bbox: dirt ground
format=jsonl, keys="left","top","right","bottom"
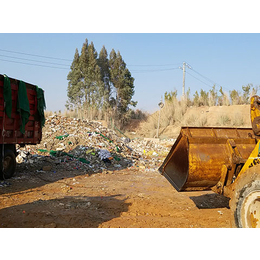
{"left": 0, "top": 165, "right": 232, "bottom": 228}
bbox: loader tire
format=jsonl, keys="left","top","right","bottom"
{"left": 230, "top": 164, "right": 260, "bottom": 228}
{"left": 0, "top": 150, "right": 16, "bottom": 180}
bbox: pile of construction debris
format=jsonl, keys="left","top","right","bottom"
{"left": 16, "top": 115, "right": 173, "bottom": 174}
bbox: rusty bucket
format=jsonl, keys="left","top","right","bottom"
{"left": 158, "top": 127, "right": 256, "bottom": 191}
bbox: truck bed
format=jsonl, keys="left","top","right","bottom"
{"left": 0, "top": 74, "right": 42, "bottom": 145}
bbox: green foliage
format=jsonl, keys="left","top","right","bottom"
{"left": 186, "top": 88, "right": 192, "bottom": 107}
{"left": 67, "top": 39, "right": 136, "bottom": 126}
{"left": 230, "top": 89, "right": 241, "bottom": 105}
{"left": 199, "top": 89, "right": 209, "bottom": 106}
{"left": 242, "top": 83, "right": 252, "bottom": 104}
{"left": 98, "top": 46, "right": 111, "bottom": 111}
{"left": 192, "top": 89, "right": 209, "bottom": 106}
{"left": 109, "top": 50, "right": 136, "bottom": 126}
{"left": 193, "top": 91, "right": 200, "bottom": 106}
{"left": 164, "top": 90, "right": 177, "bottom": 102}
{"left": 66, "top": 48, "right": 84, "bottom": 110}
{"left": 209, "top": 85, "right": 218, "bottom": 106}
{"left": 126, "top": 109, "right": 148, "bottom": 120}
{"left": 217, "top": 86, "right": 224, "bottom": 106}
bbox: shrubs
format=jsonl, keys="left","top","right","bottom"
{"left": 217, "top": 115, "right": 232, "bottom": 126}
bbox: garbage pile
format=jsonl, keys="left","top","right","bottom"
{"left": 16, "top": 115, "right": 173, "bottom": 174}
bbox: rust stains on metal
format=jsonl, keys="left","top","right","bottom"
{"left": 159, "top": 127, "right": 256, "bottom": 193}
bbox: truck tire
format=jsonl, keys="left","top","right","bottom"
{"left": 0, "top": 149, "right": 16, "bottom": 180}
{"left": 230, "top": 164, "right": 260, "bottom": 228}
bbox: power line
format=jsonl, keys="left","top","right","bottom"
{"left": 0, "top": 48, "right": 231, "bottom": 92}
{"left": 0, "top": 58, "right": 69, "bottom": 70}
{"left": 189, "top": 67, "right": 230, "bottom": 91}
{"left": 0, "top": 54, "right": 70, "bottom": 67}
{"left": 190, "top": 67, "right": 217, "bottom": 86}
{"left": 128, "top": 63, "right": 182, "bottom": 67}
{"left": 186, "top": 71, "right": 213, "bottom": 88}
{"left": 131, "top": 67, "right": 180, "bottom": 73}
{"left": 0, "top": 48, "right": 71, "bottom": 62}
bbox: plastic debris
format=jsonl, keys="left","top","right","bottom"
{"left": 16, "top": 115, "right": 174, "bottom": 173}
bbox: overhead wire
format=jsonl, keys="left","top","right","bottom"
{"left": 131, "top": 67, "right": 180, "bottom": 73}
{"left": 128, "top": 63, "right": 182, "bottom": 67}
{"left": 186, "top": 71, "right": 213, "bottom": 88}
{"left": 0, "top": 48, "right": 230, "bottom": 92}
{"left": 0, "top": 54, "right": 70, "bottom": 67}
{"left": 189, "top": 66, "right": 230, "bottom": 92}
{"left": 0, "top": 58, "right": 69, "bottom": 70}
{"left": 0, "top": 48, "right": 71, "bottom": 61}
{"left": 189, "top": 68, "right": 216, "bottom": 85}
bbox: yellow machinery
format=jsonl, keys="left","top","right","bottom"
{"left": 159, "top": 95, "right": 260, "bottom": 228}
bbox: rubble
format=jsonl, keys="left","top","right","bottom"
{"left": 16, "top": 115, "right": 173, "bottom": 174}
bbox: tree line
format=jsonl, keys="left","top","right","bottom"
{"left": 164, "top": 84, "right": 259, "bottom": 107}
{"left": 66, "top": 38, "right": 136, "bottom": 127}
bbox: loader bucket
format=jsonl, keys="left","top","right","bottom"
{"left": 159, "top": 127, "right": 256, "bottom": 191}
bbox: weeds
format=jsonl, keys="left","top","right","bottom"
{"left": 232, "top": 114, "right": 245, "bottom": 126}
{"left": 217, "top": 115, "right": 231, "bottom": 126}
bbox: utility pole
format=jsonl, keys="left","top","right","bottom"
{"left": 179, "top": 62, "right": 192, "bottom": 98}
{"left": 156, "top": 98, "right": 164, "bottom": 138}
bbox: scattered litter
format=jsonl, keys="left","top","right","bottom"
{"left": 16, "top": 115, "right": 173, "bottom": 174}
{"left": 0, "top": 181, "right": 11, "bottom": 187}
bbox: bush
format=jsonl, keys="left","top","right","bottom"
{"left": 232, "top": 114, "right": 244, "bottom": 126}
{"left": 217, "top": 115, "right": 231, "bottom": 126}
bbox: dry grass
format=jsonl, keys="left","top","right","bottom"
{"left": 44, "top": 111, "right": 54, "bottom": 117}
{"left": 135, "top": 100, "right": 250, "bottom": 138}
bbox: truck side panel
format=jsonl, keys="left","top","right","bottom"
{"left": 0, "top": 75, "right": 42, "bottom": 145}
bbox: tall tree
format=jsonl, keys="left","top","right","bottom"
{"left": 79, "top": 39, "right": 104, "bottom": 119}
{"left": 79, "top": 39, "right": 89, "bottom": 108}
{"left": 67, "top": 39, "right": 136, "bottom": 124}
{"left": 109, "top": 49, "right": 136, "bottom": 125}
{"left": 98, "top": 46, "right": 111, "bottom": 114}
{"left": 66, "top": 48, "right": 84, "bottom": 111}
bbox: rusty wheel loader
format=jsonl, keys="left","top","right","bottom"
{"left": 159, "top": 95, "right": 260, "bottom": 228}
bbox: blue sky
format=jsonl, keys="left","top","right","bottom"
{"left": 1, "top": 0, "right": 259, "bottom": 255}
{"left": 0, "top": 33, "right": 260, "bottom": 113}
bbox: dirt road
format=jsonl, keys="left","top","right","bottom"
{"left": 0, "top": 166, "right": 231, "bottom": 228}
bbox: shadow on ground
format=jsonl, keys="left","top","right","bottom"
{"left": 189, "top": 193, "right": 230, "bottom": 209}
{"left": 0, "top": 148, "right": 133, "bottom": 195}
{"left": 0, "top": 195, "right": 131, "bottom": 228}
